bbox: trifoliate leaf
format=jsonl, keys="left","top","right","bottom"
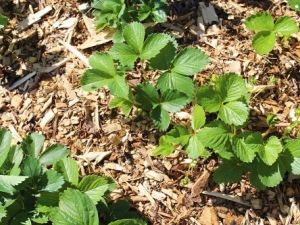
{"left": 0, "top": 128, "right": 12, "bottom": 168}
{"left": 281, "top": 139, "right": 300, "bottom": 174}
{"left": 171, "top": 47, "right": 209, "bottom": 75}
{"left": 109, "top": 43, "right": 138, "bottom": 67}
{"left": 274, "top": 16, "right": 298, "bottom": 35}
{"left": 258, "top": 159, "right": 285, "bottom": 187}
{"left": 165, "top": 125, "right": 190, "bottom": 146}
{"left": 219, "top": 101, "right": 249, "bottom": 126}
{"left": 198, "top": 120, "right": 232, "bottom": 150}
{"left": 152, "top": 136, "right": 174, "bottom": 156}
{"left": 50, "top": 189, "right": 98, "bottom": 225}
{"left": 245, "top": 12, "right": 274, "bottom": 31}
{"left": 186, "top": 135, "right": 206, "bottom": 159}
{"left": 213, "top": 158, "right": 244, "bottom": 183}
{"left": 39, "top": 170, "right": 64, "bottom": 192}
{"left": 151, "top": 105, "right": 170, "bottom": 131}
{"left": 21, "top": 155, "right": 42, "bottom": 177}
{"left": 141, "top": 33, "right": 169, "bottom": 60}
{"left": 81, "top": 69, "right": 113, "bottom": 91}
{"left": 157, "top": 72, "right": 194, "bottom": 98}
{"left": 258, "top": 136, "right": 282, "bottom": 166}
{"left": 108, "top": 72, "right": 130, "bottom": 97}
{"left": 192, "top": 104, "right": 205, "bottom": 130}
{"left": 22, "top": 132, "right": 45, "bottom": 158}
{"left": 252, "top": 31, "right": 276, "bottom": 54}
{"left": 0, "top": 175, "right": 28, "bottom": 194}
{"left": 196, "top": 85, "right": 221, "bottom": 112}
{"left": 135, "top": 82, "right": 159, "bottom": 110}
{"left": 0, "top": 14, "right": 8, "bottom": 29}
{"left": 217, "top": 73, "right": 246, "bottom": 102}
{"left": 39, "top": 144, "right": 70, "bottom": 165}
{"left": 149, "top": 40, "right": 177, "bottom": 70}
{"left": 55, "top": 158, "right": 79, "bottom": 186}
{"left": 78, "top": 175, "right": 116, "bottom": 204}
{"left": 288, "top": 0, "right": 300, "bottom": 11}
{"left": 88, "top": 52, "right": 116, "bottom": 75}
{"left": 161, "top": 90, "right": 189, "bottom": 112}
{"left": 123, "top": 22, "right": 145, "bottom": 54}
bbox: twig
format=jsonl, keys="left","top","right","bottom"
{"left": 59, "top": 40, "right": 89, "bottom": 67}
{"left": 8, "top": 71, "right": 36, "bottom": 91}
{"left": 202, "top": 191, "right": 251, "bottom": 207}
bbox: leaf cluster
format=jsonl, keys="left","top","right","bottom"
{"left": 81, "top": 22, "right": 209, "bottom": 131}
{"left": 245, "top": 12, "right": 298, "bottom": 54}
{"left": 0, "top": 129, "right": 146, "bottom": 225}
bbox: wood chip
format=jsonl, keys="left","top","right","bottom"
{"left": 40, "top": 109, "right": 55, "bottom": 128}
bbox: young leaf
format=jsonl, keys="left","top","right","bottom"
{"left": 152, "top": 136, "right": 174, "bottom": 156}
{"left": 217, "top": 73, "right": 246, "bottom": 102}
{"left": 157, "top": 72, "right": 195, "bottom": 98}
{"left": 21, "top": 132, "right": 45, "bottom": 158}
{"left": 258, "top": 136, "right": 282, "bottom": 166}
{"left": 21, "top": 155, "right": 42, "bottom": 177}
{"left": 39, "top": 144, "right": 70, "bottom": 165}
{"left": 196, "top": 85, "right": 221, "bottom": 113}
{"left": 0, "top": 175, "right": 28, "bottom": 194}
{"left": 88, "top": 52, "right": 116, "bottom": 75}
{"left": 280, "top": 139, "right": 300, "bottom": 174}
{"left": 258, "top": 159, "right": 285, "bottom": 187}
{"left": 50, "top": 189, "right": 99, "bottom": 225}
{"left": 213, "top": 158, "right": 244, "bottom": 183}
{"left": 141, "top": 33, "right": 170, "bottom": 60}
{"left": 39, "top": 170, "right": 64, "bottom": 192}
{"left": 150, "top": 105, "right": 170, "bottom": 131}
{"left": 245, "top": 12, "right": 274, "bottom": 31}
{"left": 81, "top": 69, "right": 113, "bottom": 91}
{"left": 165, "top": 125, "right": 190, "bottom": 146}
{"left": 171, "top": 47, "right": 209, "bottom": 75}
{"left": 54, "top": 158, "right": 79, "bottom": 186}
{"left": 192, "top": 104, "right": 205, "bottom": 131}
{"left": 274, "top": 16, "right": 298, "bottom": 36}
{"left": 266, "top": 113, "right": 277, "bottom": 126}
{"left": 123, "top": 22, "right": 145, "bottom": 54}
{"left": 288, "top": 0, "right": 300, "bottom": 11}
{"left": 252, "top": 31, "right": 276, "bottom": 54}
{"left": 77, "top": 175, "right": 116, "bottom": 204}
{"left": 161, "top": 90, "right": 189, "bottom": 112}
{"left": 135, "top": 82, "right": 159, "bottom": 110}
{"left": 219, "top": 101, "right": 249, "bottom": 126}
{"left": 0, "top": 129, "right": 12, "bottom": 168}
{"left": 186, "top": 135, "right": 207, "bottom": 159}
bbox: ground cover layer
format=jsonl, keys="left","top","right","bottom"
{"left": 1, "top": 0, "right": 300, "bottom": 224}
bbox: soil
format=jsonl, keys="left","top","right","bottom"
{"left": 1, "top": 0, "right": 300, "bottom": 224}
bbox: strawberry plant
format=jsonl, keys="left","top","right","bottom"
{"left": 81, "top": 22, "right": 209, "bottom": 131}
{"left": 0, "top": 129, "right": 146, "bottom": 224}
{"left": 245, "top": 12, "right": 298, "bottom": 54}
{"left": 0, "top": 14, "right": 8, "bottom": 29}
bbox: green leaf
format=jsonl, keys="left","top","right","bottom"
{"left": 157, "top": 72, "right": 194, "bottom": 98}
{"left": 151, "top": 8, "right": 167, "bottom": 22}
{"left": 21, "top": 155, "right": 42, "bottom": 177}
{"left": 213, "top": 158, "right": 244, "bottom": 183}
{"left": 249, "top": 171, "right": 266, "bottom": 190}
{"left": 39, "top": 170, "right": 64, "bottom": 192}
{"left": 186, "top": 135, "right": 207, "bottom": 159}
{"left": 109, "top": 219, "right": 147, "bottom": 225}
{"left": 217, "top": 73, "right": 246, "bottom": 102}
{"left": 152, "top": 136, "right": 174, "bottom": 156}
{"left": 36, "top": 192, "right": 60, "bottom": 213}
{"left": 108, "top": 72, "right": 129, "bottom": 97}
{"left": 0, "top": 175, "right": 28, "bottom": 194}
{"left": 109, "top": 43, "right": 138, "bottom": 67}
{"left": 171, "top": 47, "right": 209, "bottom": 75}
{"left": 39, "top": 144, "right": 70, "bottom": 165}
{"left": 161, "top": 90, "right": 189, "bottom": 112}
{"left": 281, "top": 140, "right": 300, "bottom": 174}
{"left": 258, "top": 136, "right": 282, "bottom": 166}
{"left": 192, "top": 104, "right": 205, "bottom": 130}
{"left": 198, "top": 120, "right": 232, "bottom": 150}
{"left": 149, "top": 39, "right": 177, "bottom": 70}
{"left": 88, "top": 52, "right": 116, "bottom": 75}
{"left": 266, "top": 113, "right": 277, "bottom": 126}
{"left": 245, "top": 12, "right": 274, "bottom": 31}
{"left": 219, "top": 101, "right": 249, "bottom": 126}
{"left": 0, "top": 203, "right": 6, "bottom": 220}
{"left": 141, "top": 33, "right": 169, "bottom": 60}
{"left": 135, "top": 82, "right": 159, "bottom": 110}
{"left": 288, "top": 0, "right": 300, "bottom": 11}
{"left": 196, "top": 85, "right": 221, "bottom": 112}
{"left": 81, "top": 69, "right": 113, "bottom": 91}
{"left": 258, "top": 159, "right": 285, "bottom": 187}
{"left": 274, "top": 16, "right": 298, "bottom": 35}
{"left": 165, "top": 125, "right": 190, "bottom": 146}
{"left": 54, "top": 158, "right": 79, "bottom": 186}
{"left": 22, "top": 132, "right": 45, "bottom": 158}
{"left": 0, "top": 129, "right": 12, "bottom": 168}
{"left": 150, "top": 105, "right": 170, "bottom": 131}
{"left": 252, "top": 31, "right": 276, "bottom": 54}
{"left": 77, "top": 175, "right": 116, "bottom": 204}
{"left": 0, "top": 14, "right": 8, "bottom": 29}
{"left": 50, "top": 189, "right": 98, "bottom": 225}
{"left": 138, "top": 4, "right": 151, "bottom": 21}
{"left": 123, "top": 22, "right": 145, "bottom": 54}
{"left": 109, "top": 96, "right": 133, "bottom": 117}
